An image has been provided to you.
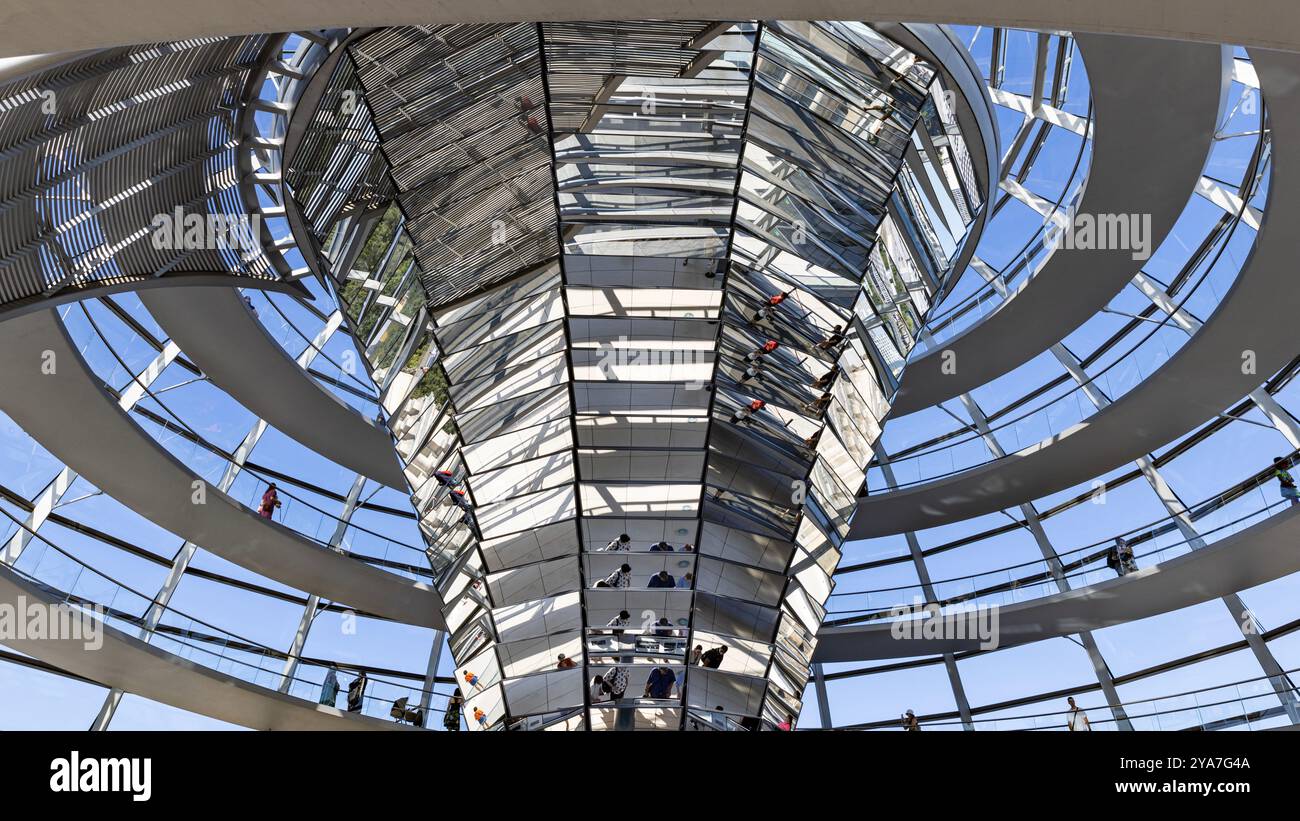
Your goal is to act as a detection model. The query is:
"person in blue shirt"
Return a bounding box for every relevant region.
[642,667,678,700]
[647,570,676,588]
[649,541,674,552]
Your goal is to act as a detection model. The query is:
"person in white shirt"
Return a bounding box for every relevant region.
[589,675,609,704]
[600,564,632,589]
[604,610,630,651]
[602,533,631,551]
[731,399,765,425]
[1066,696,1091,731]
[602,666,629,701]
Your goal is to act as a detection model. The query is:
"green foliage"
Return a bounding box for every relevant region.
[338,205,403,324]
[402,336,449,404]
[355,205,402,274]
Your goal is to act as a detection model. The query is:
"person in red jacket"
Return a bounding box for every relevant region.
[258,483,281,519]
[745,339,780,362]
[731,399,765,425]
[751,291,792,323]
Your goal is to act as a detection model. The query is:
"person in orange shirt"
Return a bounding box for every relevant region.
[752,291,792,323]
[731,398,765,425]
[745,339,780,363]
[473,706,488,729]
[463,669,482,692]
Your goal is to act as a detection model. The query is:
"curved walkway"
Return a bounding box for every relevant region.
[888,33,1225,417]
[816,503,1300,662]
[834,668,1300,730]
[0,309,446,628]
[849,48,1299,540]
[139,286,408,489]
[830,462,1289,623]
[1,274,302,325]
[0,562,415,730]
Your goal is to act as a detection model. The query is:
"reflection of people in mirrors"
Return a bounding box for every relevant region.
[443,693,463,731]
[473,706,488,729]
[689,645,703,666]
[731,399,765,425]
[556,654,577,670]
[643,666,678,700]
[463,669,483,692]
[603,667,629,701]
[602,610,630,651]
[603,533,631,551]
[803,391,832,416]
[647,570,676,588]
[601,564,632,589]
[700,645,727,669]
[1066,697,1091,731]
[777,713,795,731]
[676,572,693,590]
[746,339,779,363]
[751,291,792,324]
[902,709,920,731]
[816,324,845,351]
